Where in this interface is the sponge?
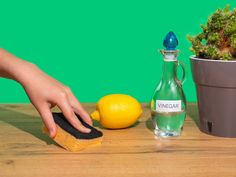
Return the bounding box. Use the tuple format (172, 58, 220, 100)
(43, 112, 103, 151)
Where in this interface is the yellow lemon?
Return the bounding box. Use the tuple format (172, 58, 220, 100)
(91, 94, 142, 129)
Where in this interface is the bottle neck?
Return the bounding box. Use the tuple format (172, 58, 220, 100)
(161, 60, 177, 80)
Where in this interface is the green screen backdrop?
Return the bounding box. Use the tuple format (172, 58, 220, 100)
(0, 0, 235, 103)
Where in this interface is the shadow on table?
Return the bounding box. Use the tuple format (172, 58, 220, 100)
(187, 103, 200, 128)
(146, 122, 154, 134)
(145, 118, 154, 132)
(0, 107, 55, 145)
(0, 107, 140, 145)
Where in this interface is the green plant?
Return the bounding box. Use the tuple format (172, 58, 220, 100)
(188, 5, 236, 60)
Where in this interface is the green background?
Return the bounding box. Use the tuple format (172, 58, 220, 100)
(0, 0, 235, 103)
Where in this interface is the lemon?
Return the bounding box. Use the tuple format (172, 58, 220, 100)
(91, 94, 143, 129)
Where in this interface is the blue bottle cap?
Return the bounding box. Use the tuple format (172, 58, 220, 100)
(163, 31, 178, 50)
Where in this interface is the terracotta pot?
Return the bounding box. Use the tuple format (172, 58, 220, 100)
(190, 56, 236, 137)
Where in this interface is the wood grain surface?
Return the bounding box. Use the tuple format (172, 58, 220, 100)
(0, 103, 236, 177)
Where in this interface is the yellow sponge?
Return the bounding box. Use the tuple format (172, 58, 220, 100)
(43, 112, 103, 152)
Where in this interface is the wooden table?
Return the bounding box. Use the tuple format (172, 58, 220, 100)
(0, 103, 236, 177)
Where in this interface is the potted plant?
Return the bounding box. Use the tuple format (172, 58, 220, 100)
(188, 5, 236, 137)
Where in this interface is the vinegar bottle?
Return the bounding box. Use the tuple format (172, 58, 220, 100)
(151, 31, 187, 137)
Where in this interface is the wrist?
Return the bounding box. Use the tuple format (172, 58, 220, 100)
(14, 62, 39, 87)
(0, 49, 37, 85)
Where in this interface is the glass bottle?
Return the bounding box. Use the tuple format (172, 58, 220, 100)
(150, 31, 187, 137)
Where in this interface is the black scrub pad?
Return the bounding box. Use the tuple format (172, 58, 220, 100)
(52, 112, 103, 139)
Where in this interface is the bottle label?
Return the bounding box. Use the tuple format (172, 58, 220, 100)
(155, 100, 182, 112)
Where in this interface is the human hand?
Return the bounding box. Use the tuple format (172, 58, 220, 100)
(0, 49, 92, 138)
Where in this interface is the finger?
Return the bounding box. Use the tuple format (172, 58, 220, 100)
(57, 98, 91, 133)
(66, 91, 93, 126)
(73, 102, 93, 126)
(37, 105, 57, 138)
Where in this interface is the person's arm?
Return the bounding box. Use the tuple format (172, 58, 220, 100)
(0, 48, 92, 138)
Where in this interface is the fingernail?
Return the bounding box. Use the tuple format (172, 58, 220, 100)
(87, 117, 93, 126)
(49, 127, 57, 138)
(84, 128, 91, 133)
(86, 115, 93, 126)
